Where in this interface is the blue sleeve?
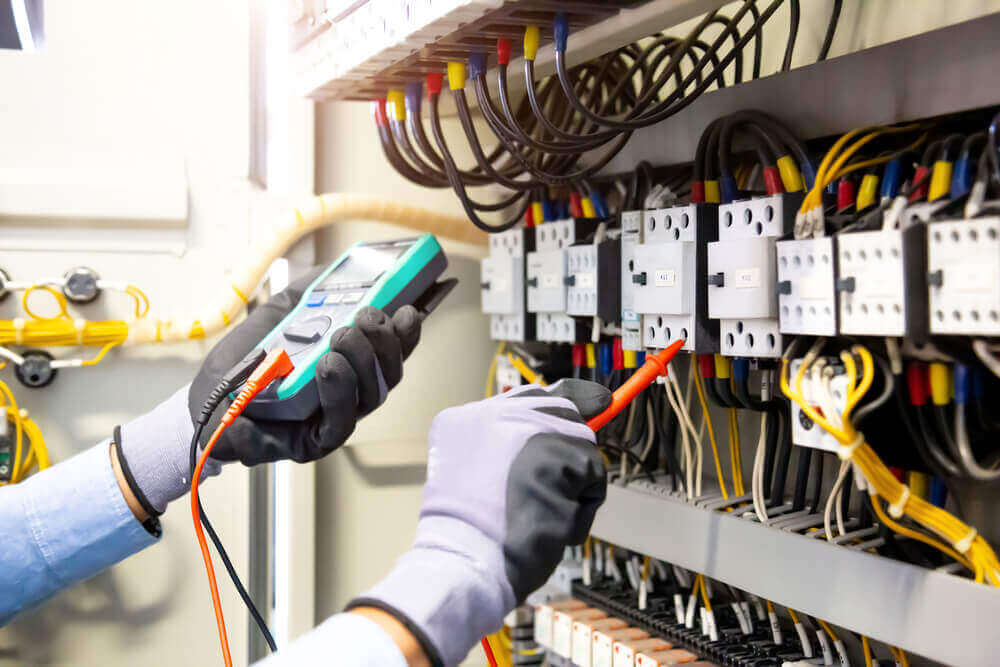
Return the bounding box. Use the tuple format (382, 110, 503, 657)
(252, 613, 407, 667)
(0, 441, 159, 625)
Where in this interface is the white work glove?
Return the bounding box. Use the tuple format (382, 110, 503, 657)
(347, 380, 611, 666)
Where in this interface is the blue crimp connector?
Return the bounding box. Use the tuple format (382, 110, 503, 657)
(405, 81, 423, 114)
(541, 199, 555, 222)
(950, 157, 973, 200)
(732, 357, 750, 383)
(720, 175, 739, 204)
(553, 13, 569, 52)
(954, 363, 969, 404)
(599, 343, 613, 378)
(636, 351, 646, 366)
(468, 52, 488, 80)
(929, 477, 948, 508)
(558, 200, 570, 220)
(590, 190, 609, 218)
(880, 157, 903, 199)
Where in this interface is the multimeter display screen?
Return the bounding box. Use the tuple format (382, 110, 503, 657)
(318, 243, 409, 288)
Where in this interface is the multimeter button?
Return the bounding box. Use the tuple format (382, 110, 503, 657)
(306, 293, 326, 307)
(341, 291, 363, 304)
(283, 316, 332, 344)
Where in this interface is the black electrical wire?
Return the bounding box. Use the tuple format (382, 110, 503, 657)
(190, 422, 277, 653)
(790, 445, 812, 512)
(817, 0, 842, 61)
(769, 409, 793, 508)
(808, 450, 824, 512)
(988, 112, 1000, 186)
(781, 0, 800, 71)
(599, 443, 657, 483)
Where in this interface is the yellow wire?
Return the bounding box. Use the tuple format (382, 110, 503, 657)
(765, 599, 775, 614)
(694, 372, 727, 499)
(21, 285, 70, 320)
(0, 377, 24, 482)
(787, 608, 800, 624)
(868, 492, 974, 573)
(507, 353, 546, 386)
(484, 341, 507, 398)
(890, 646, 909, 667)
(862, 636, 873, 667)
(125, 285, 151, 318)
(698, 575, 712, 612)
(728, 408, 743, 495)
(816, 618, 838, 643)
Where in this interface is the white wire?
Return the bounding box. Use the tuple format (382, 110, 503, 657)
(664, 367, 697, 499)
(669, 365, 701, 498)
(824, 460, 852, 541)
(0, 346, 27, 366)
(751, 412, 769, 522)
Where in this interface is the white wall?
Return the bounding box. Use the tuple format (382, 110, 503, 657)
(0, 2, 257, 665)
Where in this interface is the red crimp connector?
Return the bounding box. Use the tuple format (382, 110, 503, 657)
(524, 206, 535, 227)
(907, 362, 928, 406)
(698, 354, 715, 378)
(763, 166, 784, 195)
(837, 178, 855, 212)
(497, 38, 512, 66)
(572, 343, 585, 368)
(569, 192, 583, 218)
(909, 166, 930, 202)
(889, 467, 905, 483)
(372, 99, 388, 127)
(426, 73, 444, 96)
(690, 181, 705, 204)
(612, 338, 624, 370)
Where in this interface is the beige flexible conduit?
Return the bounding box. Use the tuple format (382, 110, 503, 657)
(121, 193, 483, 344)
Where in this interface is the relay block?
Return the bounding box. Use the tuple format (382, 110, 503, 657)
(776, 237, 838, 336)
(526, 219, 617, 343)
(836, 227, 927, 340)
(481, 227, 534, 342)
(708, 194, 797, 358)
(927, 217, 1000, 336)
(788, 359, 849, 452)
(626, 204, 718, 353)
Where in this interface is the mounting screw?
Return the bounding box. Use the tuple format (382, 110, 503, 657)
(798, 409, 814, 431)
(62, 267, 101, 304)
(776, 280, 792, 295)
(631, 272, 647, 286)
(835, 276, 856, 293)
(927, 270, 944, 288)
(15, 350, 58, 389)
(707, 272, 725, 287)
(526, 277, 539, 287)
(0, 267, 10, 302)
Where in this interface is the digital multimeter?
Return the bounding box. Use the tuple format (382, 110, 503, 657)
(243, 233, 455, 421)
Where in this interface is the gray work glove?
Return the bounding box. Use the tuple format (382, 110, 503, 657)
(347, 380, 611, 666)
(119, 269, 421, 514)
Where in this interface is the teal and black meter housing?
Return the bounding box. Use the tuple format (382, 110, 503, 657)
(244, 233, 455, 421)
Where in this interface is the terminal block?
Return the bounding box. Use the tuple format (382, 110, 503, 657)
(620, 210, 643, 351)
(788, 359, 848, 452)
(481, 228, 534, 342)
(527, 218, 607, 343)
(927, 217, 1000, 335)
(630, 204, 718, 353)
(707, 194, 797, 358)
(836, 227, 927, 340)
(776, 237, 838, 336)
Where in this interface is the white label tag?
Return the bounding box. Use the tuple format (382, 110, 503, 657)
(654, 269, 677, 287)
(623, 309, 638, 323)
(834, 639, 850, 667)
(684, 595, 697, 628)
(740, 601, 754, 630)
(798, 274, 828, 300)
(578, 272, 596, 289)
(768, 611, 783, 645)
(493, 277, 509, 293)
(706, 609, 719, 642)
(734, 267, 761, 288)
(535, 606, 553, 647)
(951, 263, 996, 292)
(638, 579, 648, 610)
(674, 594, 685, 624)
(817, 630, 834, 665)
(699, 607, 709, 636)
(796, 623, 813, 658)
(542, 273, 559, 289)
(583, 556, 592, 586)
(732, 603, 750, 635)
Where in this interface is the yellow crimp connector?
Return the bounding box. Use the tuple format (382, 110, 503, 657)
(524, 26, 540, 61)
(386, 89, 406, 122)
(714, 354, 731, 379)
(928, 161, 953, 202)
(585, 343, 597, 368)
(776, 155, 804, 193)
(581, 197, 596, 218)
(623, 350, 638, 369)
(704, 180, 721, 204)
(856, 173, 879, 210)
(531, 202, 544, 224)
(447, 62, 466, 91)
(929, 363, 951, 406)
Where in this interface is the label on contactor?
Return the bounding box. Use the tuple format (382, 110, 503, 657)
(541, 273, 560, 289)
(654, 269, 677, 287)
(733, 267, 761, 288)
(577, 273, 596, 289)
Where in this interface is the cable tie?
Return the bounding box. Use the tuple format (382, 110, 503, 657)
(12, 318, 25, 345)
(888, 485, 911, 519)
(837, 431, 864, 461)
(74, 318, 86, 345)
(955, 527, 978, 554)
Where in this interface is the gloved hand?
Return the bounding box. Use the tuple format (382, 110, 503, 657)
(347, 380, 611, 667)
(117, 269, 421, 515)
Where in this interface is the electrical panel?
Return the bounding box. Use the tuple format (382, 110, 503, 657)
(927, 217, 1000, 335)
(628, 204, 717, 353)
(482, 227, 534, 342)
(707, 195, 796, 358)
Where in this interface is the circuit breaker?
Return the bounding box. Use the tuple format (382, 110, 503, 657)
(836, 227, 927, 340)
(481, 228, 534, 342)
(927, 217, 1000, 335)
(630, 204, 717, 353)
(707, 194, 796, 358)
(776, 237, 838, 336)
(620, 210, 643, 351)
